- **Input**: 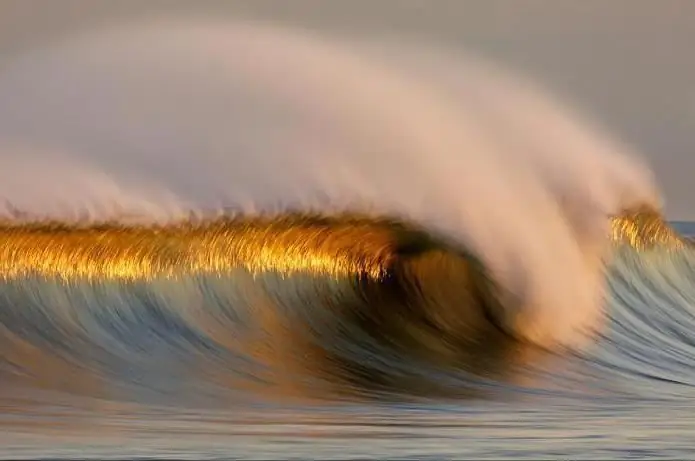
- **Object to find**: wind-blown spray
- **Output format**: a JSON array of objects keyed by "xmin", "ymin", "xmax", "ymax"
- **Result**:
[{"xmin": 0, "ymin": 19, "xmax": 673, "ymax": 356}]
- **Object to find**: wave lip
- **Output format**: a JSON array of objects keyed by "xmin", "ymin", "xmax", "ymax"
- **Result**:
[
  {"xmin": 0, "ymin": 215, "xmax": 408, "ymax": 282},
  {"xmin": 2, "ymin": 208, "xmax": 681, "ymax": 282}
]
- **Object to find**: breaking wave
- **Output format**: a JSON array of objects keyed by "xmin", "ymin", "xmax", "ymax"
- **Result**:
[{"xmin": 0, "ymin": 19, "xmax": 689, "ymax": 406}]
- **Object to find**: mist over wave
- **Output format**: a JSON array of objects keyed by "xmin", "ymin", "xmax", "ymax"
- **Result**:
[{"xmin": 0, "ymin": 18, "xmax": 661, "ymax": 350}]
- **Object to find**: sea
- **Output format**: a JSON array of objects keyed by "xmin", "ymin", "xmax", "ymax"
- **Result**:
[{"xmin": 1, "ymin": 17, "xmax": 694, "ymax": 460}]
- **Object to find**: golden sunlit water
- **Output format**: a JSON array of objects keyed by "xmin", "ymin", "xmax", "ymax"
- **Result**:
[{"xmin": 0, "ymin": 208, "xmax": 681, "ymax": 283}]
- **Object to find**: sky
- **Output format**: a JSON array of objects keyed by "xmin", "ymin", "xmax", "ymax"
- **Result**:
[{"xmin": 1, "ymin": 0, "xmax": 693, "ymax": 219}]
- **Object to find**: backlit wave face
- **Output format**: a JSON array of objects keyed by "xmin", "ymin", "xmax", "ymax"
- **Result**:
[
  {"xmin": 0, "ymin": 210, "xmax": 685, "ymax": 283},
  {"xmin": 0, "ymin": 19, "xmax": 662, "ymax": 349}
]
